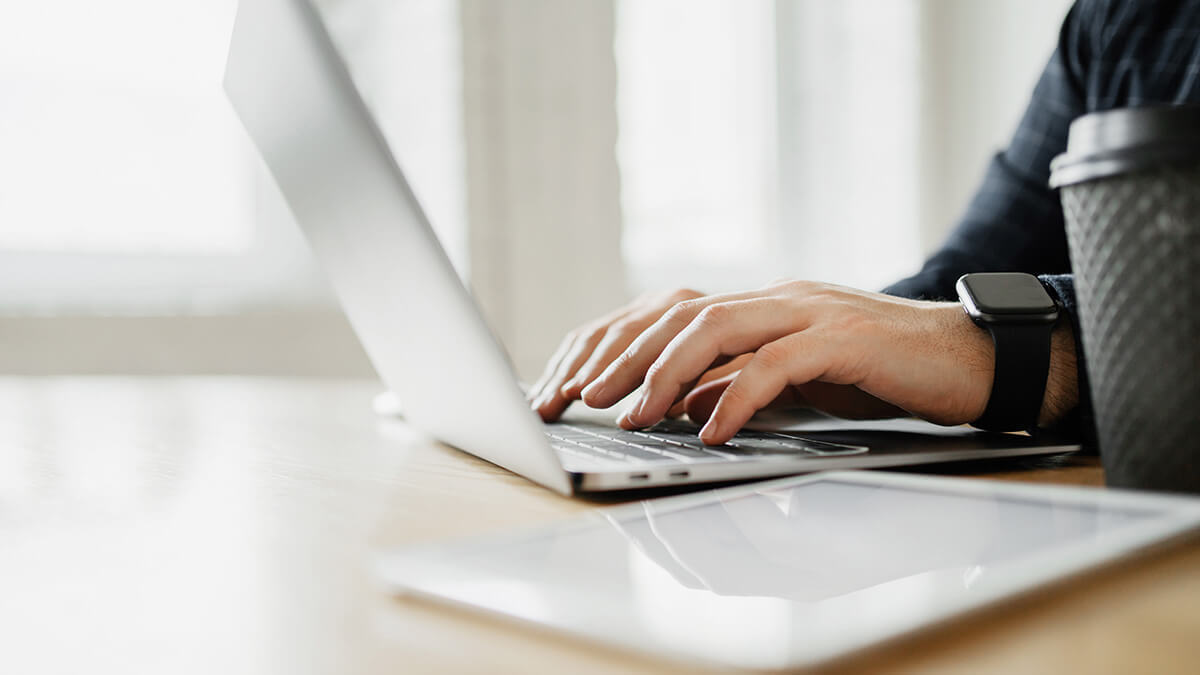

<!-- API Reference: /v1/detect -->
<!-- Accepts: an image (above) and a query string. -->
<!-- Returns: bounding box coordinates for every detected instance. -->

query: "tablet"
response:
[375,471,1200,670]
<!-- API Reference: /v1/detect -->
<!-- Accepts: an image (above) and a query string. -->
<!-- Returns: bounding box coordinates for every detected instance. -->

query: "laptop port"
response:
[669,470,690,480]
[629,473,650,481]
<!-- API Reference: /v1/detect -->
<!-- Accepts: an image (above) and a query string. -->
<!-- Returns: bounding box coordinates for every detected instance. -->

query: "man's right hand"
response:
[527,288,704,421]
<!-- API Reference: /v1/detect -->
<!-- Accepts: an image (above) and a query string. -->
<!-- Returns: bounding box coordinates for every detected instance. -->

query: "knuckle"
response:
[785,279,820,294]
[644,361,672,387]
[663,300,699,324]
[720,382,755,408]
[671,288,702,303]
[609,319,642,339]
[609,348,637,372]
[755,342,792,371]
[579,322,608,342]
[693,303,730,330]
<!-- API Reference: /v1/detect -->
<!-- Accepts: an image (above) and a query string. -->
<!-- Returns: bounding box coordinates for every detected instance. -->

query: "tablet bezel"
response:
[375,471,1200,670]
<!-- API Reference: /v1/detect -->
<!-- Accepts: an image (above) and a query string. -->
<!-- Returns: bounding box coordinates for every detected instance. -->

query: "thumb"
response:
[683,372,800,425]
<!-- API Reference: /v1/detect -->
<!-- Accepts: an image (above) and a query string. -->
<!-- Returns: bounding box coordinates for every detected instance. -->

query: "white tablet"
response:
[375,471,1200,670]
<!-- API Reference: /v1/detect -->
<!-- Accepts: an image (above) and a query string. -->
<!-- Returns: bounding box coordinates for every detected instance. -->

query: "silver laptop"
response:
[223,0,1079,495]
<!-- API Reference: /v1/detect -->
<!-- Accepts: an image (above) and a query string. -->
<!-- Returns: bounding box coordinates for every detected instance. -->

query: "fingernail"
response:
[632,394,648,422]
[700,419,723,444]
[581,380,606,402]
[618,397,642,428]
[560,379,579,397]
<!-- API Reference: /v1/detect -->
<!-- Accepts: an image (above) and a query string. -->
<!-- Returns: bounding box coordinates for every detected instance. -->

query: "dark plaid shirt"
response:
[884,0,1200,434]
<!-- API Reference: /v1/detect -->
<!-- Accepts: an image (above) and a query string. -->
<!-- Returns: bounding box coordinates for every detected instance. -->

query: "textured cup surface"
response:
[1059,163,1200,491]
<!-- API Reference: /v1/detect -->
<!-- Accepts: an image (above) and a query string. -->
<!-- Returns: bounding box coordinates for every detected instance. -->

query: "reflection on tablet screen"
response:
[611,479,1153,602]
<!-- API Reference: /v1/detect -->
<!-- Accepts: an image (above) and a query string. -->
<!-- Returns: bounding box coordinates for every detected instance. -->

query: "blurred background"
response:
[0,0,1073,383]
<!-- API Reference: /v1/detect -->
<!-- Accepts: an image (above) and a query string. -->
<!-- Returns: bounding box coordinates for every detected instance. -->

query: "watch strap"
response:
[974,321,1053,432]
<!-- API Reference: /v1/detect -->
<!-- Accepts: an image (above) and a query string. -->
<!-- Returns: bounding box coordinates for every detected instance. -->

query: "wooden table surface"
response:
[2,377,1197,675]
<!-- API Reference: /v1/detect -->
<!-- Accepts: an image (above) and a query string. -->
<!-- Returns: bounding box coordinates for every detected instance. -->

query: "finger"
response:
[665,354,752,418]
[531,301,637,402]
[560,317,645,401]
[533,326,608,421]
[622,299,809,428]
[699,353,753,383]
[700,333,830,444]
[683,372,799,425]
[528,333,578,402]
[584,290,773,409]
[682,372,736,424]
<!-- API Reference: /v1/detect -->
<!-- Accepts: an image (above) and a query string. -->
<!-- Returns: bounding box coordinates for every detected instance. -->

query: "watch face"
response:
[958,273,1057,316]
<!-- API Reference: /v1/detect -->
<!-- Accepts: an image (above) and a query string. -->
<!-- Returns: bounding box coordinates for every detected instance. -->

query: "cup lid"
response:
[1048,104,1200,188]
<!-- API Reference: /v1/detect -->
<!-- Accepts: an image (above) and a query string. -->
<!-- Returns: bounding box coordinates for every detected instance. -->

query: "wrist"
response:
[937,299,1078,429]
[953,273,1061,432]
[931,302,994,424]
[1039,321,1079,426]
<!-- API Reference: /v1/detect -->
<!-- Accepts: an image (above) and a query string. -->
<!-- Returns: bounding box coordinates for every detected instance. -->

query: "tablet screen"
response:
[379,475,1194,669]
[608,478,1154,602]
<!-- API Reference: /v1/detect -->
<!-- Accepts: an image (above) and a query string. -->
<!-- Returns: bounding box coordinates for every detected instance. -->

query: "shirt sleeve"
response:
[886,0,1200,300]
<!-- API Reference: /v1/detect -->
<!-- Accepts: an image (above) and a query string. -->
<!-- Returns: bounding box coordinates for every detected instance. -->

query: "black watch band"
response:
[955,273,1059,433]
[973,321,1054,432]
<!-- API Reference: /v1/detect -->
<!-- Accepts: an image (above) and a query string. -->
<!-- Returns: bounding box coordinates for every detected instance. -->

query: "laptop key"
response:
[724,438,806,452]
[594,442,676,463]
[551,443,621,464]
[625,436,724,461]
[648,445,727,461]
[550,423,771,462]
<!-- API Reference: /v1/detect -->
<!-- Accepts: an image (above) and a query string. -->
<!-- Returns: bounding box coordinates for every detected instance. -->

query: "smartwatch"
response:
[955,273,1059,432]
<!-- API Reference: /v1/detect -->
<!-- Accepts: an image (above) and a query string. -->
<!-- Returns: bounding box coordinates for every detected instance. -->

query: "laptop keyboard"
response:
[546,419,868,468]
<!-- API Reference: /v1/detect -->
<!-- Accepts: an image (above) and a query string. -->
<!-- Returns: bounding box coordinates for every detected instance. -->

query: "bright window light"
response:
[0,1,252,255]
[0,0,464,313]
[615,0,779,292]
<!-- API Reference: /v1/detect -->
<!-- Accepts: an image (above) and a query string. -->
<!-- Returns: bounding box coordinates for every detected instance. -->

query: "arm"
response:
[889,0,1200,437]
[883,2,1097,432]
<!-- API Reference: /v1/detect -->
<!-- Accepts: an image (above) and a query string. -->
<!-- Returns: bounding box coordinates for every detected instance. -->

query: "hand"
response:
[580,279,1004,444]
[527,288,704,421]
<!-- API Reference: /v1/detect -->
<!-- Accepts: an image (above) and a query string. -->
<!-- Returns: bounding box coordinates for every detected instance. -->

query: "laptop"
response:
[222,0,1079,495]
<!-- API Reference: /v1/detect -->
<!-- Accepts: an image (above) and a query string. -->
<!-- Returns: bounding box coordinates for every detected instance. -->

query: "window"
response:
[0,3,251,256]
[615,1,1074,297]
[615,0,779,293]
[615,0,923,295]
[0,0,465,314]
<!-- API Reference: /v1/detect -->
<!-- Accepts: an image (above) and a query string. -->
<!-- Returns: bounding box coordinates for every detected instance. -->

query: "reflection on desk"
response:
[0,376,1196,675]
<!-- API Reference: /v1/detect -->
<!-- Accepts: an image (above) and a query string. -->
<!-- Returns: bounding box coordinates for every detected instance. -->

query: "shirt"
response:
[882,0,1200,437]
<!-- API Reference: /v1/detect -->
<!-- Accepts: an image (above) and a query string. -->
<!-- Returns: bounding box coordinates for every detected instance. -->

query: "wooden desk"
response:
[1,377,1196,674]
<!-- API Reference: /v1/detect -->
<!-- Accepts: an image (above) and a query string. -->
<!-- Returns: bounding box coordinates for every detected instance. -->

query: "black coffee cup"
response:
[1049,105,1200,493]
